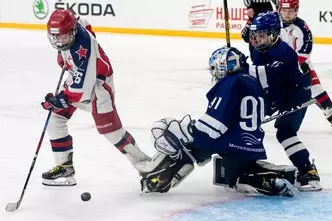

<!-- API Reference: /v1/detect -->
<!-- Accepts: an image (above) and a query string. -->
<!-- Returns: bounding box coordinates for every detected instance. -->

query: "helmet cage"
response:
[250,29,279,50]
[48,28,77,51]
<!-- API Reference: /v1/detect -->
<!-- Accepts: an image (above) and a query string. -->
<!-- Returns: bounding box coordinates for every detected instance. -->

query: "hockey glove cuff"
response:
[42,91,69,110]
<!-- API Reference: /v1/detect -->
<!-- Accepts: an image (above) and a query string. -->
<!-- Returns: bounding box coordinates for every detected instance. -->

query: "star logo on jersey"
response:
[75,45,88,60]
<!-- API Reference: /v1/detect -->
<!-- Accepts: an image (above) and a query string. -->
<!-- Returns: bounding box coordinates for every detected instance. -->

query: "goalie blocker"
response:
[213,155,298,196]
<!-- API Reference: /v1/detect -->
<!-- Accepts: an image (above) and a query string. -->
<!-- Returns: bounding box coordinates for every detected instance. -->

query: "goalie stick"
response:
[5,67,66,212]
[262,99,316,124]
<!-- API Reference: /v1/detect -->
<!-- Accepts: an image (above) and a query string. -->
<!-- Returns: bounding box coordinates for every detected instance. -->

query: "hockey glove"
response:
[151,115,195,160]
[241,22,251,43]
[41,91,69,110]
[300,62,310,75]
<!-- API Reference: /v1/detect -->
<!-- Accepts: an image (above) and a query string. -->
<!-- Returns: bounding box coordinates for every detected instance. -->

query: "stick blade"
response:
[5,203,19,212]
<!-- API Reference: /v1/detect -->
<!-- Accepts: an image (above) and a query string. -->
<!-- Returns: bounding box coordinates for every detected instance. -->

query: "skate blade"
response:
[297,180,323,192]
[42,177,77,186]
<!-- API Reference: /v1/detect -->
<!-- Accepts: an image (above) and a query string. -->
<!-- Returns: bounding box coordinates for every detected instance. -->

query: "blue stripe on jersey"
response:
[294,18,313,55]
[69,24,91,89]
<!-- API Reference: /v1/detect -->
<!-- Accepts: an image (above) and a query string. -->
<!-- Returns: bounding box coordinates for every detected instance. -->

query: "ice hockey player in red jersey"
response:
[279,0,332,125]
[41,9,151,186]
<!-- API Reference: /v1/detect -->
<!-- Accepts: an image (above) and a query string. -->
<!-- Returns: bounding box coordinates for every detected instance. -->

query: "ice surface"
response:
[1,29,332,221]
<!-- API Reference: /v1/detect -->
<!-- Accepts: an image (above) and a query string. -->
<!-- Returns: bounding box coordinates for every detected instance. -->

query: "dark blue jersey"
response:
[250,40,311,111]
[192,73,267,160]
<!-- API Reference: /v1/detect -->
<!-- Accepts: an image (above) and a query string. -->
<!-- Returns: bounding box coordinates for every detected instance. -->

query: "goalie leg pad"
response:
[140,153,194,193]
[213,155,298,196]
[213,155,257,187]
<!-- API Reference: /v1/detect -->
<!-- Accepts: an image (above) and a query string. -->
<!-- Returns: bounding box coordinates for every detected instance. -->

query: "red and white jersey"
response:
[280,17,313,65]
[77,16,96,37]
[58,22,114,114]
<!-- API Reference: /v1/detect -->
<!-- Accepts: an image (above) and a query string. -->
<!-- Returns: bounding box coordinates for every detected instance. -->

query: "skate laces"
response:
[49,164,72,173]
[49,166,62,173]
[308,159,319,175]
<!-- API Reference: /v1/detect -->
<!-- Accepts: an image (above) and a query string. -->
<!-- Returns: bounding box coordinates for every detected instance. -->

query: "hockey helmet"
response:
[278,0,299,24]
[249,11,281,51]
[47,9,77,51]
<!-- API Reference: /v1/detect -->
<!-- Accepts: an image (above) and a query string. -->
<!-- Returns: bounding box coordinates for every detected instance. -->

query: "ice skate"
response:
[296,160,322,191]
[42,152,77,186]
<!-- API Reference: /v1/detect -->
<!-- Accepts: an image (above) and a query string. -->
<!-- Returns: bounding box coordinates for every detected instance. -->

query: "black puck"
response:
[81,192,91,201]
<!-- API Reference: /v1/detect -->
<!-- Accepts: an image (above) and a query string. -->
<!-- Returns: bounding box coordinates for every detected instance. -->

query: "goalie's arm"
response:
[193,78,239,150]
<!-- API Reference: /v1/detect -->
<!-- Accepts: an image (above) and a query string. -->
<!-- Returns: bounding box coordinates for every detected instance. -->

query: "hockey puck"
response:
[81,192,91,201]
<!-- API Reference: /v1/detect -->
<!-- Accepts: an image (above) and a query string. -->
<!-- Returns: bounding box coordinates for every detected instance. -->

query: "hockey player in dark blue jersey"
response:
[248,11,321,191]
[139,46,298,197]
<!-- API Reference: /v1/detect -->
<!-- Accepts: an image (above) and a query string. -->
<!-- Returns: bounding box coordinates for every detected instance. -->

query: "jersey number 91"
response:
[240,96,265,132]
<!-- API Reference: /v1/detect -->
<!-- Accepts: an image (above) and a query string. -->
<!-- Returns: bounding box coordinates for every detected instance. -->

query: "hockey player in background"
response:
[139,46,298,197]
[248,11,321,191]
[241,0,276,59]
[41,9,151,186]
[279,0,332,125]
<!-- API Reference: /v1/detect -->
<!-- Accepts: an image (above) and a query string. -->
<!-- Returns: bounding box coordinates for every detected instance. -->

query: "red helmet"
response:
[47,9,77,51]
[278,0,299,10]
[278,0,299,24]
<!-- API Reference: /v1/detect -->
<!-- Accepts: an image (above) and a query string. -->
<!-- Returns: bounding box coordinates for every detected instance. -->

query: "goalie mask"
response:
[47,9,77,51]
[208,46,247,82]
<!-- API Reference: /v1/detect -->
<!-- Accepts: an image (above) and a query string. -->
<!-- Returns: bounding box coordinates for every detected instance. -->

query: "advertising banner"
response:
[0,0,331,43]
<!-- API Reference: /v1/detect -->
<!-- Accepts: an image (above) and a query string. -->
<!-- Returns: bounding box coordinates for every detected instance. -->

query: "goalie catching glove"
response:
[151,115,196,160]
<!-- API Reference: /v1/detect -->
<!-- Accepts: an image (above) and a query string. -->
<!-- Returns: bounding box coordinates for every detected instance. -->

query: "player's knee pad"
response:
[47,113,70,139]
[92,111,123,134]
[276,127,297,143]
[275,108,306,132]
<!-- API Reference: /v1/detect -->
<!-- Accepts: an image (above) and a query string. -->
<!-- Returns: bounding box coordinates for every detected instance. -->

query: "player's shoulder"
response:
[274,40,297,55]
[77,16,90,27]
[69,24,93,61]
[236,72,262,89]
[211,75,238,93]
[293,17,311,32]
[215,73,252,88]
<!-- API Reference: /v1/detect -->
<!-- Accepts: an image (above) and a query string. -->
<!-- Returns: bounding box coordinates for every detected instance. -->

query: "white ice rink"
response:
[1,29,332,221]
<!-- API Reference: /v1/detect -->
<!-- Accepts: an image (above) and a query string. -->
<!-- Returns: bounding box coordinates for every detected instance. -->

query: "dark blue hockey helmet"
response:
[249,11,281,51]
[208,46,247,82]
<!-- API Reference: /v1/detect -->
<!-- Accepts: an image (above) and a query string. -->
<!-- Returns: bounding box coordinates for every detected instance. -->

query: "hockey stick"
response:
[223,0,231,47]
[262,99,316,124]
[5,67,66,212]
